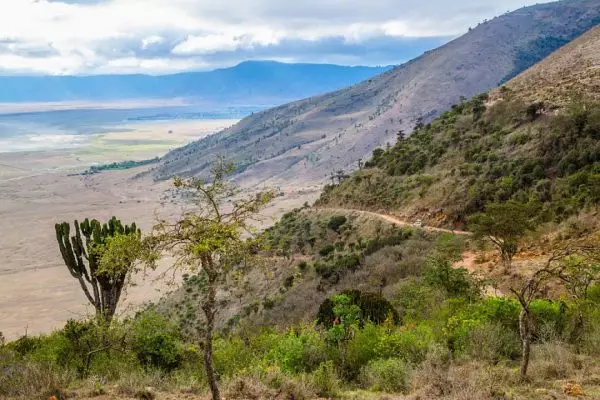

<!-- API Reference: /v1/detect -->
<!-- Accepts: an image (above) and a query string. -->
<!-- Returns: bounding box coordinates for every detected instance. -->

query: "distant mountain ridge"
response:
[155,0,600,186]
[0,61,390,104]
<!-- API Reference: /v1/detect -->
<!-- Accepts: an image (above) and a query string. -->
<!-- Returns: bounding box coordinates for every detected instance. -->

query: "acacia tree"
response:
[510,249,573,378]
[145,158,274,400]
[468,201,538,269]
[55,217,142,322]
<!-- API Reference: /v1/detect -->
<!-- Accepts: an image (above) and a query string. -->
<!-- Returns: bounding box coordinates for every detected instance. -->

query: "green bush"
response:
[457,321,521,362]
[319,245,335,257]
[263,327,328,374]
[531,299,568,341]
[359,358,411,393]
[334,253,361,272]
[297,261,309,271]
[346,324,381,376]
[424,257,481,300]
[375,325,433,364]
[317,290,399,328]
[131,311,184,371]
[311,361,340,397]
[214,337,257,378]
[327,216,348,232]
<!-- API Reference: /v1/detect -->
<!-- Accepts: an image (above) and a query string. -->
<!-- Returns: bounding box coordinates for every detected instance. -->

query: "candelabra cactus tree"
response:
[55,217,142,322]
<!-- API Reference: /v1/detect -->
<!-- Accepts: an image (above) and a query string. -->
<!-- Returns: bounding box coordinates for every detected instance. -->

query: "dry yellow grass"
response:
[495,25,600,106]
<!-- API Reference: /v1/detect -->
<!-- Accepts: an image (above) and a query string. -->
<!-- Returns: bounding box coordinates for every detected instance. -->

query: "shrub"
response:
[316,290,399,328]
[530,300,568,341]
[327,216,348,232]
[311,361,340,397]
[457,321,521,362]
[297,261,309,272]
[424,257,480,300]
[314,261,336,279]
[346,324,381,376]
[214,337,256,378]
[263,327,327,374]
[334,253,361,272]
[376,325,433,364]
[131,311,183,371]
[359,358,411,393]
[318,245,335,257]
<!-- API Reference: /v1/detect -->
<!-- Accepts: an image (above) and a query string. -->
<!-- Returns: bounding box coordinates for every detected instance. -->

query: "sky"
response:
[0,0,547,76]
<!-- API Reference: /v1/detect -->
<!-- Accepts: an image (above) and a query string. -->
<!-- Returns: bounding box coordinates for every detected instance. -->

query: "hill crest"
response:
[155,0,600,186]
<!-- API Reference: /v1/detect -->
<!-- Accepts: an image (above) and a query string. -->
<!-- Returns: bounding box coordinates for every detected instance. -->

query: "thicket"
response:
[318,95,600,225]
[4,242,600,399]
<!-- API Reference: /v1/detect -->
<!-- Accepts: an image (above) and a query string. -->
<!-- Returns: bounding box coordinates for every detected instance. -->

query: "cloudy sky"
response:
[0,0,545,76]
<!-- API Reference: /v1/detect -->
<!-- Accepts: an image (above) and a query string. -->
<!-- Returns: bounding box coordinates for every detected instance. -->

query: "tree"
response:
[554,252,600,346]
[144,158,274,400]
[55,217,142,322]
[510,250,568,378]
[468,201,538,269]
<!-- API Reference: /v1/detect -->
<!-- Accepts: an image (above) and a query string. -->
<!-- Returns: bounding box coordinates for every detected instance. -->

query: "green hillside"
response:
[318,92,600,227]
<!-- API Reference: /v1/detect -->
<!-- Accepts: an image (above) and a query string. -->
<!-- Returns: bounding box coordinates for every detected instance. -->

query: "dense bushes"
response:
[131,311,184,371]
[4,276,600,398]
[316,290,399,328]
[318,96,600,225]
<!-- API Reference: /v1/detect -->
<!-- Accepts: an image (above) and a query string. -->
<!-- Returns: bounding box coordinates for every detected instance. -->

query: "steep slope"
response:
[155,0,600,186]
[494,25,600,106]
[0,61,389,105]
[318,25,600,228]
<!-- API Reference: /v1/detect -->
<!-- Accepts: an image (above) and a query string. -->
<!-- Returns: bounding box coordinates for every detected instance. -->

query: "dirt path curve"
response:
[317,207,472,236]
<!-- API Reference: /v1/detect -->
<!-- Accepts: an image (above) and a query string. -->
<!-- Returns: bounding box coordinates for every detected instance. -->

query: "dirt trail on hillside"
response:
[317,207,472,235]
[316,208,506,296]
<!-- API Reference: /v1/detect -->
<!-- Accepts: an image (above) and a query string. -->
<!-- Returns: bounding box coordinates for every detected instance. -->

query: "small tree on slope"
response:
[468,201,538,269]
[144,158,274,400]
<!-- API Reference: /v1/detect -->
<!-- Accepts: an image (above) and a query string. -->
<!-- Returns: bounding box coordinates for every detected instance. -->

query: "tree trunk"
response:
[203,270,221,400]
[519,308,532,378]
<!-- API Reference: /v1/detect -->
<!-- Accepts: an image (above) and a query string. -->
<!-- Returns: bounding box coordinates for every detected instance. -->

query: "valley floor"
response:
[0,150,318,340]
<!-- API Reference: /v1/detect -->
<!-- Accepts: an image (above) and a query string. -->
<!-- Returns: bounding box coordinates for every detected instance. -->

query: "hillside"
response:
[155,0,600,186]
[318,25,600,228]
[0,61,389,105]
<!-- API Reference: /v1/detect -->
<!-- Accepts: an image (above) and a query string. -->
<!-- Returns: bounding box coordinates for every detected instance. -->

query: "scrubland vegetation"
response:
[318,93,600,228]
[5,82,600,399]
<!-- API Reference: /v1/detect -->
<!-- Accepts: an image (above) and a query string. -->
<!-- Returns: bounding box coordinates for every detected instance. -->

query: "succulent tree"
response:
[55,217,141,322]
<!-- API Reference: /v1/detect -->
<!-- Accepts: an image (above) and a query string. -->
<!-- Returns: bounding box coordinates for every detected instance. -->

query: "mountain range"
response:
[155,0,600,186]
[0,61,390,105]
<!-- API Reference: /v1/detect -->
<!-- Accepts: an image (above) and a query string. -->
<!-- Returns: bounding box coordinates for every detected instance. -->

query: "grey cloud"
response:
[0,40,58,58]
[192,36,453,67]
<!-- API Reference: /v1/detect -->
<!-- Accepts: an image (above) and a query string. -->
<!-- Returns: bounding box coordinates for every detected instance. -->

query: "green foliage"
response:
[311,361,340,397]
[359,358,411,393]
[435,233,465,263]
[424,257,480,300]
[317,290,399,328]
[318,245,335,257]
[213,337,256,378]
[83,157,159,175]
[130,311,184,371]
[327,216,348,232]
[457,321,521,362]
[55,216,143,320]
[326,295,362,345]
[468,201,539,265]
[263,327,328,374]
[318,95,600,225]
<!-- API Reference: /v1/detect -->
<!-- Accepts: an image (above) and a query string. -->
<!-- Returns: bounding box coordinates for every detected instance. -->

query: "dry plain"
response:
[0,119,319,340]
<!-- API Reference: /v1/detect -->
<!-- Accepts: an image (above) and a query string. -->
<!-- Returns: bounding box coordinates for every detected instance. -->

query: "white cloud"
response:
[0,0,549,75]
